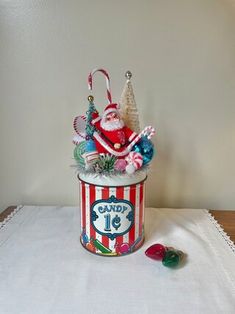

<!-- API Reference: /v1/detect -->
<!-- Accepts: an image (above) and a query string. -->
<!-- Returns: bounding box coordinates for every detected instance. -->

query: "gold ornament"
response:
[87,95,94,102]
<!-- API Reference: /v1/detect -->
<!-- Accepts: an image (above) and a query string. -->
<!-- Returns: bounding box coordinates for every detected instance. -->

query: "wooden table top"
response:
[1,207,235,243]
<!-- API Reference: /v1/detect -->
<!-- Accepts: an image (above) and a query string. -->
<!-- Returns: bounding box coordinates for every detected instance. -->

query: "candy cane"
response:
[88,68,112,103]
[127,126,155,149]
[142,126,156,139]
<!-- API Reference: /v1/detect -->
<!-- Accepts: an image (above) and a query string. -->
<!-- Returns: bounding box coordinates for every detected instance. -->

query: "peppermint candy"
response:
[125,151,143,173]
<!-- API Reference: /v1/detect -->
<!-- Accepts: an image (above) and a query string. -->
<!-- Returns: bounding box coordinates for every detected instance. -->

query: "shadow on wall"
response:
[143,92,206,209]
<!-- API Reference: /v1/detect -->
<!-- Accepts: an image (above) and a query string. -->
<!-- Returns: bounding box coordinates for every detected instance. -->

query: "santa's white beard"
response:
[101,118,124,131]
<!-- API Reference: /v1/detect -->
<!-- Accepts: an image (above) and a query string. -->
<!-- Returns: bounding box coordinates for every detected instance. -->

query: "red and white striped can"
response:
[78,172,147,256]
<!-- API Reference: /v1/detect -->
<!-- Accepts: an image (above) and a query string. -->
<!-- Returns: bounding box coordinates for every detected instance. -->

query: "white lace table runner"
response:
[0,206,234,314]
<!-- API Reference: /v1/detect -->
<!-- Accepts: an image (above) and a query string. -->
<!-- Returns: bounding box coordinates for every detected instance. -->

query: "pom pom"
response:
[114,159,127,172]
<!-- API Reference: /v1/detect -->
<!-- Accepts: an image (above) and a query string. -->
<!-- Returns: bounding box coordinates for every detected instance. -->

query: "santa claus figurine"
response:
[91,103,138,158]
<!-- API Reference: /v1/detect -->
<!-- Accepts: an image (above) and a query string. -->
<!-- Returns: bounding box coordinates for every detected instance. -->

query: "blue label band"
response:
[91,195,134,240]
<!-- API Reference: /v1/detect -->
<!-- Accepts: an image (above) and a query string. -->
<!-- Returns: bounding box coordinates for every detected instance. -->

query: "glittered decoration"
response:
[73,141,86,166]
[132,136,155,165]
[85,100,98,139]
[120,71,140,133]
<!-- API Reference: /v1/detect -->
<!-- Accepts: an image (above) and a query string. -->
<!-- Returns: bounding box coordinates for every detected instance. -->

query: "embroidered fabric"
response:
[0,207,235,314]
[206,210,235,253]
[1,207,234,255]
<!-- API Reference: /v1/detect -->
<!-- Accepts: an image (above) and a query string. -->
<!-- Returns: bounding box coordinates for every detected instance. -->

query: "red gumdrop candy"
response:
[145,243,166,261]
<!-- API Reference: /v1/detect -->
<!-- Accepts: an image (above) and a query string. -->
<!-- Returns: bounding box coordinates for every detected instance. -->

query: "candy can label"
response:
[79,178,146,256]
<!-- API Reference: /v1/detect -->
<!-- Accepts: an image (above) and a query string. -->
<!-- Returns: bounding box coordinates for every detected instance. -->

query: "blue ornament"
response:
[132,136,155,165]
[86,139,97,152]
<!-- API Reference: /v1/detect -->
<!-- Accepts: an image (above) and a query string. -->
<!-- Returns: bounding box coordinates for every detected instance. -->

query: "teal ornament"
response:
[74,141,86,166]
[86,139,97,152]
[132,136,155,165]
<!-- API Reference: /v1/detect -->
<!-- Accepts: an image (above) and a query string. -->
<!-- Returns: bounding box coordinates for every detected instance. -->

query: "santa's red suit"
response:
[91,103,138,158]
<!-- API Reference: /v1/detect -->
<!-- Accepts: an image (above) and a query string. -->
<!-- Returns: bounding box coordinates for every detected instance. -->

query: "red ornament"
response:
[145,243,166,261]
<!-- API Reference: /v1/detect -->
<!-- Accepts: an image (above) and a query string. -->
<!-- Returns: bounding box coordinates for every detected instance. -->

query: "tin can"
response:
[78,172,147,256]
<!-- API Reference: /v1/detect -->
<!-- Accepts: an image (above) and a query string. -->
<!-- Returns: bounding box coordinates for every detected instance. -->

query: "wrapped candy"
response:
[125,151,143,174]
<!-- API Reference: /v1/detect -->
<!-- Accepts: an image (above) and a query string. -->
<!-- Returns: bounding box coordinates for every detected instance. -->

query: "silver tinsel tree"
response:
[119,71,140,134]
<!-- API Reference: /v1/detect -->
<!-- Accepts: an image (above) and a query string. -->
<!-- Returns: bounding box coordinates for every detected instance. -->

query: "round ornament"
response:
[132,136,155,165]
[87,95,94,102]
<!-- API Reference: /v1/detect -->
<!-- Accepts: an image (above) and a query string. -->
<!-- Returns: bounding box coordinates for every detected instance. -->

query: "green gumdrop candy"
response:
[162,250,180,268]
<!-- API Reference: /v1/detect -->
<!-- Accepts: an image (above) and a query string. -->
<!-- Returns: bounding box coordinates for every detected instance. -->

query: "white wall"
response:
[1,0,235,211]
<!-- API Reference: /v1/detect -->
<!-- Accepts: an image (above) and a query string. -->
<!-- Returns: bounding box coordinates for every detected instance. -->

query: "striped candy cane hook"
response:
[88,68,112,104]
[126,126,155,151]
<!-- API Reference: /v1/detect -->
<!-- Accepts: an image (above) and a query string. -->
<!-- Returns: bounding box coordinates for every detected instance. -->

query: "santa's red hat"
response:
[103,103,120,117]
[91,103,121,125]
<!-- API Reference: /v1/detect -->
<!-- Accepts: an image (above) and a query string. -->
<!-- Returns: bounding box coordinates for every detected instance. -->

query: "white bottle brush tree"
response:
[120,71,140,134]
